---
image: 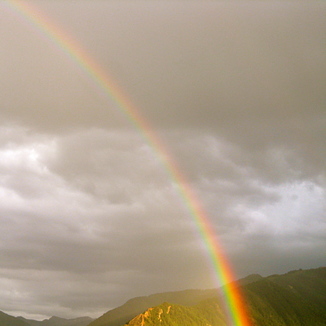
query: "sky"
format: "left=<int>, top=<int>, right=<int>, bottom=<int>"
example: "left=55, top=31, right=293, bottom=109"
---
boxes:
left=0, top=0, right=325, bottom=321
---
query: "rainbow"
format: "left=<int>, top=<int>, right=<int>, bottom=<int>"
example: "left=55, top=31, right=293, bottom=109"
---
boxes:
left=4, top=1, right=251, bottom=325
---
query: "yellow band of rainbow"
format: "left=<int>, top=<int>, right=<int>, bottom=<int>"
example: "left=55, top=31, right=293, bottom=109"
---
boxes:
left=4, top=1, right=251, bottom=325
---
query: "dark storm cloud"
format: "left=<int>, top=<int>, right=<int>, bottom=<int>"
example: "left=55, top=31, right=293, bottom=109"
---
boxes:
left=0, top=127, right=212, bottom=318
left=0, top=0, right=325, bottom=320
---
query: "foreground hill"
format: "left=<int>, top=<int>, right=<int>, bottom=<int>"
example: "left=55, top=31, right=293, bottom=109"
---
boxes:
left=88, top=274, right=262, bottom=326
left=87, top=289, right=219, bottom=326
left=92, top=267, right=325, bottom=326
left=123, top=300, right=228, bottom=326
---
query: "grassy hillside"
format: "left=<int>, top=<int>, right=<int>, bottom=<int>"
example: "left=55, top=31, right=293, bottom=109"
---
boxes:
left=245, top=280, right=317, bottom=325
left=95, top=267, right=326, bottom=326
left=88, top=274, right=263, bottom=326
left=244, top=267, right=326, bottom=326
left=87, top=289, right=221, bottom=326
left=268, top=267, right=326, bottom=309
left=123, top=301, right=227, bottom=326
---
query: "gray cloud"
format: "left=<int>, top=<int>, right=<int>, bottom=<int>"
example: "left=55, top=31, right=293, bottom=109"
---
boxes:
left=0, top=0, right=325, bottom=321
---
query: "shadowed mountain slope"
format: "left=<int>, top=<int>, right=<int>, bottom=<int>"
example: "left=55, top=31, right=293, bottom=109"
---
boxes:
left=244, top=267, right=326, bottom=326
left=0, top=311, right=31, bottom=326
left=18, top=316, right=94, bottom=326
left=0, top=315, right=94, bottom=326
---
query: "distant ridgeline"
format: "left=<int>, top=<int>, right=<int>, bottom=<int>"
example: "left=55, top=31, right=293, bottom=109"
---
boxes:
left=0, top=315, right=93, bottom=326
left=1, top=267, right=326, bottom=326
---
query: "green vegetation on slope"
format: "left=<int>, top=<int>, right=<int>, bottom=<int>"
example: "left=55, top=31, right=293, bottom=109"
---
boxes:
left=87, top=274, right=263, bottom=326
left=87, top=289, right=221, bottom=326
left=108, top=267, right=326, bottom=326
left=124, top=301, right=227, bottom=326
left=244, top=267, right=326, bottom=326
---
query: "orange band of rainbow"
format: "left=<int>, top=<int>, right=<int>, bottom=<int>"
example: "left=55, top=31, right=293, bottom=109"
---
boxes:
left=4, top=1, right=251, bottom=325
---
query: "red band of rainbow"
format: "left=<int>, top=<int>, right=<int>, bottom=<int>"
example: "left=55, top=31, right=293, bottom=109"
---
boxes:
left=4, top=1, right=251, bottom=325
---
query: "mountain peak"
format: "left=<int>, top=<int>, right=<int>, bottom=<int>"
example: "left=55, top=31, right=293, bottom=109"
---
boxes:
left=124, top=301, right=226, bottom=326
left=238, top=273, right=263, bottom=286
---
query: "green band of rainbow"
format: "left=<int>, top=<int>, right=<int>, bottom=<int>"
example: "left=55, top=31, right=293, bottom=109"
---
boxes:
left=5, top=1, right=251, bottom=325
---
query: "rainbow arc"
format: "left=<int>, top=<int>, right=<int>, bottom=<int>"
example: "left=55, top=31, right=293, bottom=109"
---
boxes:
left=5, top=1, right=251, bottom=325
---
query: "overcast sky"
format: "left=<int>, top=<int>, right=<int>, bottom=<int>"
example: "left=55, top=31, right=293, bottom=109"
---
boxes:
left=0, top=0, right=325, bottom=321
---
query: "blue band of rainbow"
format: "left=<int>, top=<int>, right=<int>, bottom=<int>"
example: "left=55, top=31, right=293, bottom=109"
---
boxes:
left=4, top=1, right=251, bottom=325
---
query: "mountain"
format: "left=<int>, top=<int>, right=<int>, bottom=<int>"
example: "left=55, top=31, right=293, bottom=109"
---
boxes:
left=18, top=316, right=94, bottom=326
left=0, top=314, right=94, bottom=326
left=2, top=267, right=325, bottom=326
left=87, top=288, right=222, bottom=326
left=88, top=274, right=263, bottom=326
left=244, top=267, right=326, bottom=325
left=0, top=311, right=30, bottom=326
left=91, top=267, right=325, bottom=326
left=123, top=301, right=227, bottom=326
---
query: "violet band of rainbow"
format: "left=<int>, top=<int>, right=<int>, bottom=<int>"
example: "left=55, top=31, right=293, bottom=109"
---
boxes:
left=5, top=1, right=251, bottom=325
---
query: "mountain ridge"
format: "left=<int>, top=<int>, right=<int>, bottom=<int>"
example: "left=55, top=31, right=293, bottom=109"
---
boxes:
left=93, top=267, right=326, bottom=326
left=9, top=315, right=94, bottom=326
left=88, top=273, right=264, bottom=326
left=1, top=267, right=325, bottom=326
